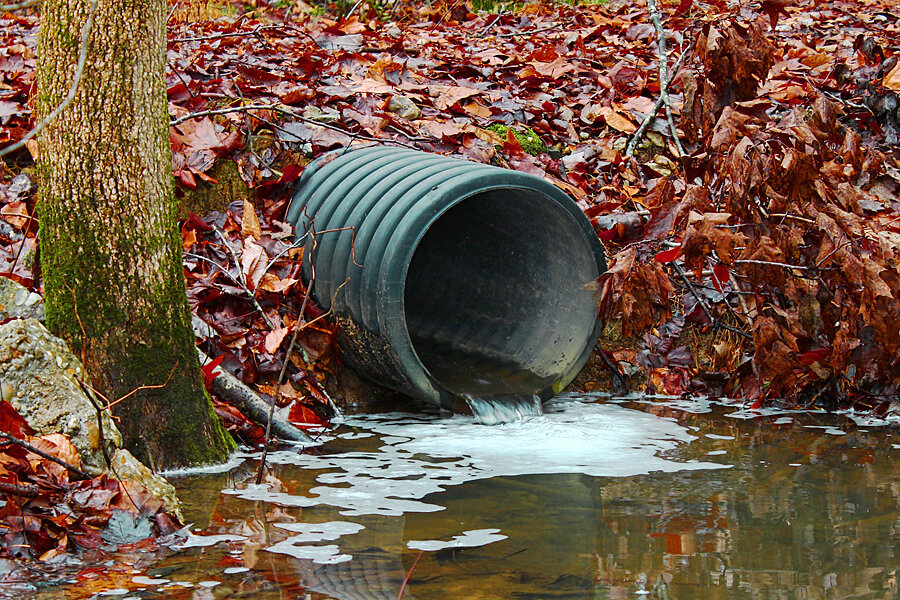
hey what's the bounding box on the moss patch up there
[177,159,251,218]
[487,123,548,156]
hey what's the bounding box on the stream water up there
[16,395,900,599]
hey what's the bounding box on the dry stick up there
[183,250,274,328]
[212,224,276,329]
[170,103,426,148]
[0,432,92,481]
[0,0,99,159]
[625,46,689,158]
[344,0,363,19]
[495,23,562,38]
[167,60,196,99]
[477,13,504,37]
[76,380,114,470]
[254,222,316,485]
[0,482,41,499]
[171,23,324,49]
[672,262,752,339]
[646,0,685,157]
[5,203,34,278]
[397,550,425,600]
[0,0,38,9]
[252,227,351,483]
[596,342,629,394]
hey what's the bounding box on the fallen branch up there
[495,23,561,38]
[0,482,42,499]
[647,0,685,156]
[0,432,91,481]
[0,0,39,10]
[170,103,425,149]
[198,349,312,444]
[625,42,690,158]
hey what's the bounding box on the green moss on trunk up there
[36,0,234,469]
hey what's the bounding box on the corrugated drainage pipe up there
[286,146,606,409]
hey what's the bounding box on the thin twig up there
[167,60,196,99]
[768,213,816,224]
[495,23,561,38]
[646,0,685,156]
[0,432,91,481]
[397,550,425,599]
[0,482,41,498]
[625,44,689,158]
[477,13,503,37]
[255,221,317,486]
[171,23,323,48]
[0,0,99,159]
[77,379,113,470]
[0,0,38,9]
[672,262,752,339]
[212,224,276,329]
[170,103,425,149]
[170,103,276,126]
[344,0,363,19]
[5,203,34,278]
[734,258,835,273]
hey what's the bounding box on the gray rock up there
[387,95,421,120]
[109,448,184,522]
[0,276,44,321]
[301,105,341,123]
[0,318,122,474]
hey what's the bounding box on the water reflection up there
[29,399,900,599]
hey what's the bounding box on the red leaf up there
[597,228,618,241]
[288,403,329,430]
[654,246,682,263]
[0,400,34,437]
[674,0,692,16]
[201,354,225,392]
[711,264,729,292]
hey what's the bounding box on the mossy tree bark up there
[36,0,235,469]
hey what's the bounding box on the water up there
[461,393,544,424]
[18,396,900,600]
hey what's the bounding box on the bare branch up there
[0,0,39,10]
[0,481,42,498]
[0,0,99,159]
[0,432,92,481]
[625,0,690,158]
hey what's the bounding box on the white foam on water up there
[175,533,248,548]
[268,543,352,564]
[267,522,364,564]
[407,528,508,551]
[226,400,726,518]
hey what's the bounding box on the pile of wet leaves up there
[0,400,182,565]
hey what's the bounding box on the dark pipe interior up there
[403,189,600,396]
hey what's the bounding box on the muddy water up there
[24,396,900,599]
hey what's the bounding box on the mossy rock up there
[487,123,548,156]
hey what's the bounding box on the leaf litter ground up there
[2,0,900,569]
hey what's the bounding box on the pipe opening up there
[404,189,601,396]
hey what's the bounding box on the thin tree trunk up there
[36,0,235,469]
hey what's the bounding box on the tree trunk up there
[36,0,235,469]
